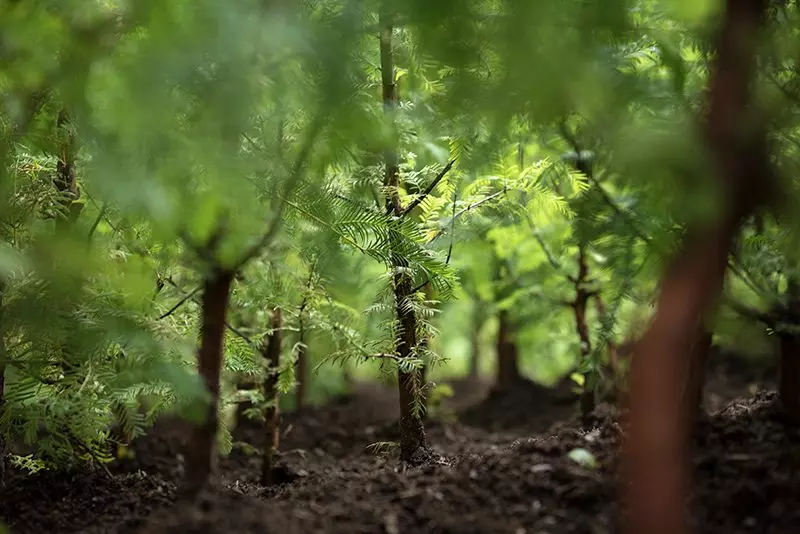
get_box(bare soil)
[1,350,792,534]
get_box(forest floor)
[2,351,797,534]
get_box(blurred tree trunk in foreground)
[623,1,772,533]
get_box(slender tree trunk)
[0,281,6,485]
[573,246,594,419]
[261,307,282,486]
[623,2,770,533]
[183,269,235,497]
[779,278,800,422]
[681,324,712,427]
[380,18,428,461]
[495,309,520,389]
[625,227,736,534]
[394,272,428,459]
[54,110,82,230]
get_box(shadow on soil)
[1,349,793,534]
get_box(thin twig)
[87,203,107,243]
[527,216,567,275]
[157,286,201,320]
[162,278,255,345]
[68,431,113,479]
[727,252,775,300]
[445,191,458,265]
[396,159,456,217]
[724,295,779,327]
[232,114,327,272]
[179,223,226,270]
[560,121,772,302]
[226,322,257,344]
[427,190,506,245]
[411,189,504,293]
[365,352,401,361]
[281,198,368,254]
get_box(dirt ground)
[1,349,796,534]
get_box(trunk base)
[681,328,712,431]
[495,344,521,391]
[182,269,234,497]
[580,388,596,424]
[182,410,219,498]
[398,370,430,463]
[261,405,280,486]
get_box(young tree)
[182,260,236,495]
[380,16,430,462]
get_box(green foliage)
[1,0,797,472]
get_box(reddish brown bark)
[778,279,800,422]
[623,2,770,533]
[495,309,521,390]
[183,269,235,496]
[381,18,428,461]
[261,307,282,486]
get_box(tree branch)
[560,120,775,304]
[725,296,779,327]
[526,215,573,281]
[157,285,202,320]
[395,159,456,217]
[162,278,255,346]
[87,203,107,243]
[232,113,327,272]
[445,191,458,265]
[427,189,506,245]
[410,188,506,293]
